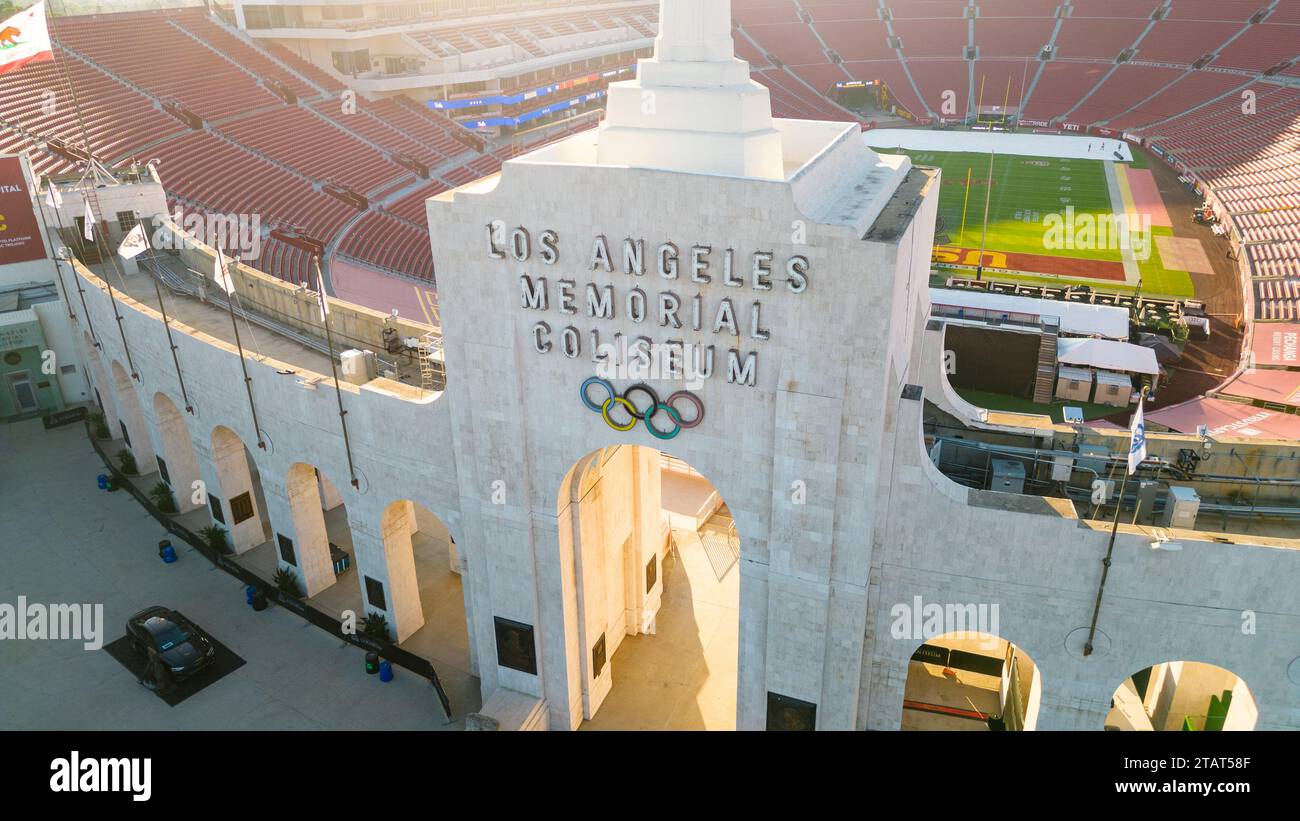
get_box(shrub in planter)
[273,566,302,598]
[198,525,230,555]
[90,411,110,440]
[361,612,391,641]
[115,449,138,475]
[148,482,178,513]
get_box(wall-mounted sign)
[580,377,703,440]
[490,227,812,390]
[0,156,44,266]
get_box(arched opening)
[373,499,477,708]
[902,632,1041,730]
[266,463,353,598]
[558,446,739,731]
[209,425,270,553]
[81,332,121,437]
[109,359,156,474]
[1105,661,1258,731]
[152,392,203,514]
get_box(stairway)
[698,506,739,582]
[1032,317,1059,405]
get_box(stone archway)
[557,445,740,730]
[209,425,268,553]
[109,358,156,473]
[902,632,1041,731]
[152,392,203,513]
[80,331,121,437]
[1105,661,1258,731]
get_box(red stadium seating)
[1052,18,1147,60]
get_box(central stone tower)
[595,0,785,179]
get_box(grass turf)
[878,147,1195,298]
[955,389,1121,422]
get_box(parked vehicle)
[125,606,216,680]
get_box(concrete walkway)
[0,418,465,730]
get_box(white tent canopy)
[1057,337,1160,375]
[928,288,1131,339]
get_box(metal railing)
[140,252,403,378]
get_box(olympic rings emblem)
[580,377,704,440]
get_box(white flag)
[82,199,94,241]
[1127,396,1147,475]
[0,2,54,76]
[213,249,235,294]
[117,224,148,260]
[43,180,62,210]
[316,266,330,321]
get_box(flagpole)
[1083,385,1150,657]
[219,252,266,449]
[139,229,193,413]
[83,202,141,379]
[313,255,360,489]
[33,175,76,322]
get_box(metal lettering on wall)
[487,226,811,390]
[580,377,704,439]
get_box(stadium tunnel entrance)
[1105,661,1258,731]
[902,632,1041,731]
[558,445,739,730]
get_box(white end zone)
[863,128,1134,163]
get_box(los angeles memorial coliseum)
[1,0,1298,731]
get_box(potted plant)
[361,611,391,641]
[273,566,302,598]
[198,524,230,555]
[116,449,138,475]
[148,481,178,514]
[90,411,110,440]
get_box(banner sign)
[462,90,605,129]
[0,156,45,266]
[431,66,632,110]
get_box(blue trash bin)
[378,661,393,682]
[96,474,108,490]
[159,540,176,563]
[244,585,256,605]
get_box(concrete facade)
[56,0,1300,731]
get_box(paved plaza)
[0,418,471,730]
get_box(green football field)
[877,148,1196,298]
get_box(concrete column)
[152,394,204,513]
[318,472,344,511]
[281,464,336,597]
[210,428,265,553]
[110,361,156,472]
[350,504,424,643]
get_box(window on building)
[156,455,169,485]
[364,576,387,610]
[116,211,138,232]
[208,493,225,524]
[229,492,254,525]
[277,534,296,566]
[119,420,131,447]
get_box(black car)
[125,607,216,680]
